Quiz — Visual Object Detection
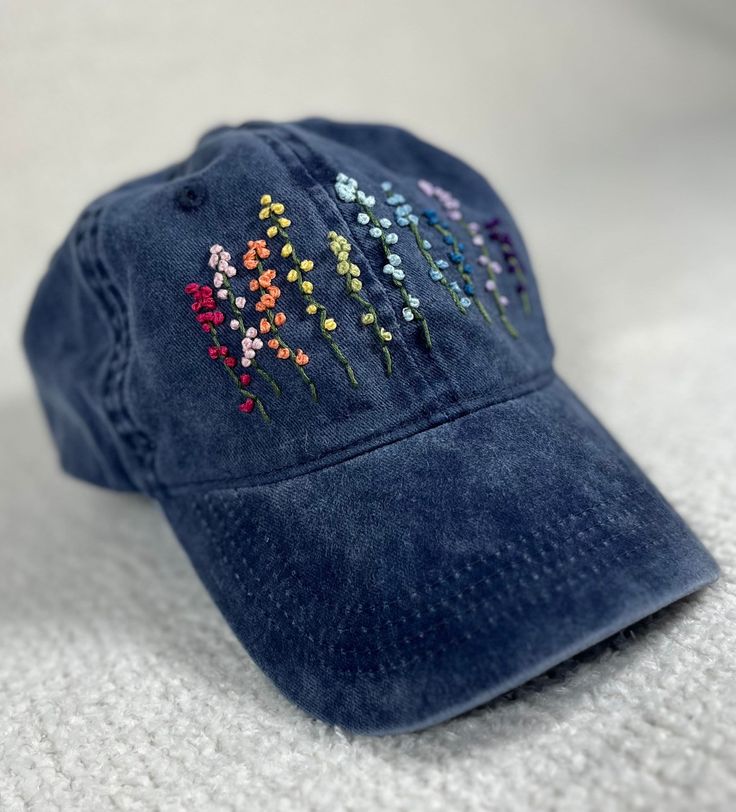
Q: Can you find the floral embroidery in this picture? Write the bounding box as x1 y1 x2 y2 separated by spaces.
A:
184 282 269 420
418 179 524 332
484 217 531 314
245 249 318 401
259 194 358 388
327 230 393 375
334 173 432 350
381 182 469 314
208 245 282 393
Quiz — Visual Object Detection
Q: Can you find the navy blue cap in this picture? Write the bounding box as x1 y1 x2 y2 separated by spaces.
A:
23 119 719 734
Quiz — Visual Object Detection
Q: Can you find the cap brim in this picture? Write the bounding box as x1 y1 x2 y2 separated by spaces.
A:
161 376 718 735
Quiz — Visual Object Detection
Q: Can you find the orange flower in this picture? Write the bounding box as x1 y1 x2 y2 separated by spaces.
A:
268 338 279 349
260 293 276 309
295 349 309 366
255 301 266 312
268 285 281 299
249 278 260 292
276 347 290 360
274 312 286 327
247 239 270 260
259 318 271 333
243 249 259 270
258 272 272 289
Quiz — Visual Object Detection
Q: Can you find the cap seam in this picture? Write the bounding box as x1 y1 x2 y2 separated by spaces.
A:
160 367 554 495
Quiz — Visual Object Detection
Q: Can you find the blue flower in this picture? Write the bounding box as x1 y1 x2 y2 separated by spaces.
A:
450 281 461 293
436 259 449 269
460 296 472 308
449 251 464 263
381 181 393 191
429 268 443 281
396 204 413 218
387 194 405 206
464 282 475 295
423 210 439 225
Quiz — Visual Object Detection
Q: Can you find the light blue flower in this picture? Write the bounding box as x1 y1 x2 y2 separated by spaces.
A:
369 227 382 238
429 268 443 281
408 214 419 225
387 194 405 206
385 233 398 245
407 295 420 308
397 217 409 227
402 307 414 322
382 264 395 275
387 254 401 266
381 181 392 191
392 268 405 281
379 218 392 229
450 281 461 293
460 296 472 308
357 212 370 225
396 203 412 218
422 239 431 250
436 259 449 269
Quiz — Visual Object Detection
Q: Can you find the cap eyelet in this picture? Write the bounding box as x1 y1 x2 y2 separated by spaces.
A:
175 179 207 211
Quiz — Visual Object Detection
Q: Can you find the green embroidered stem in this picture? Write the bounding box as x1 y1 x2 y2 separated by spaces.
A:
207 325 269 422
219 276 283 395
407 220 468 315
361 205 432 351
254 261 318 401
431 222 491 324
459 225 520 338
268 215 358 388
327 231 393 376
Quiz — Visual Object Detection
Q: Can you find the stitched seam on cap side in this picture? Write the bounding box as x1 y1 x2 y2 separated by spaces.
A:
78 206 158 493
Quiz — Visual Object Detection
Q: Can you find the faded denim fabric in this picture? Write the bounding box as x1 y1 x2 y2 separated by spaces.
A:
24 120 719 734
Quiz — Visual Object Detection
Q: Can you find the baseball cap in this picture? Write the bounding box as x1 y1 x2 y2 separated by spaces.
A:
23 118 718 734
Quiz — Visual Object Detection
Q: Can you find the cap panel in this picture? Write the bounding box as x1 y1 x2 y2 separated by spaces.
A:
38 121 555 494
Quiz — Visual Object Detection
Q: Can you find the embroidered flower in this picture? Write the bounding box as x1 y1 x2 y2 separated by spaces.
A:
207 245 282 394
382 181 469 314
484 217 531 314
259 195 358 388
243 239 271 270
184 281 269 420
418 180 525 333
327 230 393 376
334 173 432 350
241 242 318 401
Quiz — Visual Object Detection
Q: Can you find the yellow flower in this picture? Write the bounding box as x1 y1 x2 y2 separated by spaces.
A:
301 280 314 294
300 259 314 272
281 243 293 258
278 217 291 228
306 303 317 315
349 264 360 277
349 278 363 292
361 313 375 325
286 268 298 283
324 318 337 331
267 225 278 238
260 194 272 206
271 202 285 215
337 261 349 276
258 206 271 220
327 231 337 240
380 328 393 342
337 251 349 262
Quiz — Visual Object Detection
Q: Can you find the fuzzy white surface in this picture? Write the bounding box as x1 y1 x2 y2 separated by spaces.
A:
1 1 735 810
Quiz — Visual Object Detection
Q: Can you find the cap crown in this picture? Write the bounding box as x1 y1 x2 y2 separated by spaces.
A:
24 120 553 495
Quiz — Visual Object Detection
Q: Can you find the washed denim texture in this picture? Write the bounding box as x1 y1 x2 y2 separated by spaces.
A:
24 119 719 734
